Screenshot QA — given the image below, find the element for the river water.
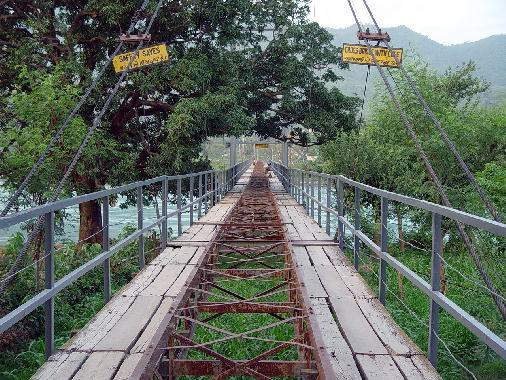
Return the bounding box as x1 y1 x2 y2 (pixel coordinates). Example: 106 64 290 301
0 189 192 246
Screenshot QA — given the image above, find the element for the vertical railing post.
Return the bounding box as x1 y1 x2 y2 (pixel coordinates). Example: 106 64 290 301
210 172 215 207
326 177 331 235
44 211 55 359
189 175 194 227
317 175 322 226
204 172 209 214
354 188 361 270
137 186 145 269
216 171 220 202
177 177 182 236
198 174 203 218
337 179 344 251
379 197 389 305
102 197 111 303
429 212 442 367
310 173 315 218
288 168 292 196
220 171 224 199
161 177 168 247
300 172 305 206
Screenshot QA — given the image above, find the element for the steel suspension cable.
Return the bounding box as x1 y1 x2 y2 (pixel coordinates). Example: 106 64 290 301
0 0 165 295
0 0 151 218
346 0 506 319
360 0 502 223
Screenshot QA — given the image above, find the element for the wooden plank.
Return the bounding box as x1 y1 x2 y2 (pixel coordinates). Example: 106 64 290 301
294 206 329 240
131 298 175 353
392 355 441 380
122 264 163 297
189 246 207 265
165 265 195 297
300 266 327 298
191 224 217 241
327 295 387 355
357 297 423 355
292 246 311 267
286 206 314 240
178 224 204 241
67 295 136 351
33 351 88 380
314 265 355 300
113 353 145 379
149 247 177 265
280 207 300 240
94 296 161 351
333 264 376 299
159 246 198 265
306 245 332 266
356 354 404 380
140 264 186 297
322 245 348 266
73 351 125 380
310 298 362 379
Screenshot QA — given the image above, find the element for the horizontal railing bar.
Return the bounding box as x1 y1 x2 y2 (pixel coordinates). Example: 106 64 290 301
269 161 506 360
0 215 167 334
0 165 247 229
337 175 506 236
274 165 506 236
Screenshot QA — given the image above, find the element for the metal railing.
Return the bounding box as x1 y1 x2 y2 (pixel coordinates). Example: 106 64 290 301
0 160 251 358
269 161 506 367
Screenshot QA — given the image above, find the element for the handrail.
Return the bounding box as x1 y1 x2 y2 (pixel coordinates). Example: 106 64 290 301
0 168 234 229
268 160 506 367
0 160 252 358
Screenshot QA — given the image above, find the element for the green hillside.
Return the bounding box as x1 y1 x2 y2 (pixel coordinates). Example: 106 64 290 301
327 25 506 111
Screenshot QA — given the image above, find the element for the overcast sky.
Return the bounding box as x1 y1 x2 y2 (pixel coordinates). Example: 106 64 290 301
310 0 506 45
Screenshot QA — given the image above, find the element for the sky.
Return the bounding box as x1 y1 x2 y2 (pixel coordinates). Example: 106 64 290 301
310 0 506 45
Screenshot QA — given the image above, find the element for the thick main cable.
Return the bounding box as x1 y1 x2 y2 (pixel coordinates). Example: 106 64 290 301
360 0 502 222
346 0 506 319
0 0 165 295
0 0 151 217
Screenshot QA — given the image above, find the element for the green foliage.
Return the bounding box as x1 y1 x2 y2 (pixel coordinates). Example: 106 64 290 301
319 58 506 379
0 224 160 379
320 59 505 218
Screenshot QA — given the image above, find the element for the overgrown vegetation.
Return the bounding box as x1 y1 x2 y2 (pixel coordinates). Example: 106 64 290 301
317 59 505 379
0 225 160 379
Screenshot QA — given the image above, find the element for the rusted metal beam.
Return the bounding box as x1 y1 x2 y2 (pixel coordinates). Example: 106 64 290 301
197 301 297 314
132 161 332 379
171 359 313 376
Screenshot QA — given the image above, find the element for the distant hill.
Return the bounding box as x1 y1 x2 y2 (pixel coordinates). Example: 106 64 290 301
327 25 506 111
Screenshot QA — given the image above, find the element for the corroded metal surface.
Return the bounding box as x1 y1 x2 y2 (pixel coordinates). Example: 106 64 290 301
135 162 332 379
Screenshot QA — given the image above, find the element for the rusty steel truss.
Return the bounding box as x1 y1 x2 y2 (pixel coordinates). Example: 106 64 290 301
134 162 333 379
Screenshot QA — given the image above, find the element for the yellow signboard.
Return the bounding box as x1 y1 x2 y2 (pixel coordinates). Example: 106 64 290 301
255 143 269 149
112 44 169 73
342 43 403 68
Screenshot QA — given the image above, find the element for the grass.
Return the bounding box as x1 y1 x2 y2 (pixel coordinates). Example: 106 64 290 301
2 225 504 379
0 227 159 380
343 241 506 380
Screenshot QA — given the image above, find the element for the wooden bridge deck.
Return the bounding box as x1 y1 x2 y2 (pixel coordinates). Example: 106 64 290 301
33 165 439 379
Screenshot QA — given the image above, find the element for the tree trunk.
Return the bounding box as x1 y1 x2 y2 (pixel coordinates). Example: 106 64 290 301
78 200 102 247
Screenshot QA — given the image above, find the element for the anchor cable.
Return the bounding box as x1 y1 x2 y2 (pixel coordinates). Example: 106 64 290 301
346 0 506 319
0 0 166 295
360 0 502 223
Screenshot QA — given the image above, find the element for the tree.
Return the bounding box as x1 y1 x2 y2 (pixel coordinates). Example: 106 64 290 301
319 58 505 314
0 0 358 244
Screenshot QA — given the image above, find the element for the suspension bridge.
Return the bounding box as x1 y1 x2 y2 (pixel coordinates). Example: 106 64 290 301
0 0 505 379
